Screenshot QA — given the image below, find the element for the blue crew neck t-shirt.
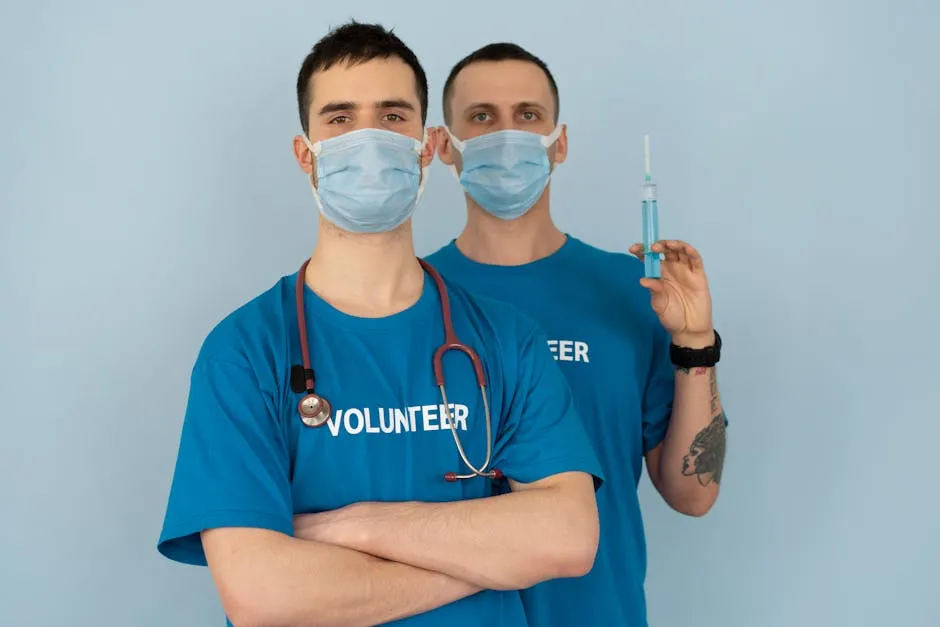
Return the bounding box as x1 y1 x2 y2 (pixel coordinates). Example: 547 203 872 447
157 267 603 627
426 236 675 627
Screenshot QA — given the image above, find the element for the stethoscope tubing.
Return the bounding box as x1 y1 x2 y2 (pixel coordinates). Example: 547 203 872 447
295 258 502 482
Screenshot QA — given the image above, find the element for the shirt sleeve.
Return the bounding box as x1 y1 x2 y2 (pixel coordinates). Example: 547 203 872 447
642 322 676 454
157 354 293 567
492 325 604 489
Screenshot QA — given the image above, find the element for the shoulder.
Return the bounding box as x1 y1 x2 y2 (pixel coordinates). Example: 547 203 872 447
423 241 460 274
563 236 655 312
195 275 293 370
566 236 645 280
424 241 454 264
442 279 543 353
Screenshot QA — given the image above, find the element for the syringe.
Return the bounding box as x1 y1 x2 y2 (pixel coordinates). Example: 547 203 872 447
641 134 661 279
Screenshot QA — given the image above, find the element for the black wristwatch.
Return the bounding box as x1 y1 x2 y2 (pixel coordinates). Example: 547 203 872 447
670 330 721 368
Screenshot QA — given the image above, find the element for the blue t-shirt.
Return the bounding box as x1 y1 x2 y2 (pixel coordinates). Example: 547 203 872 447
426 235 674 627
157 267 603 627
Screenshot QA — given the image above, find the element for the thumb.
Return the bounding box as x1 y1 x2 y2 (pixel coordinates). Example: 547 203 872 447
640 278 669 314
639 278 666 293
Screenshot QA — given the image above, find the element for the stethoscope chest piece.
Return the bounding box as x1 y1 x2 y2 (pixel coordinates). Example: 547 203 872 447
298 393 331 428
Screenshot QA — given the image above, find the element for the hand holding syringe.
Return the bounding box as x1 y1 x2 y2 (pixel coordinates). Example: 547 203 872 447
641 134 662 279
629 137 717 351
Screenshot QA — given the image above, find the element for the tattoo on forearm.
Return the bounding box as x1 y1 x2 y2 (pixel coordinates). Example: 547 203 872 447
680 367 727 486
676 366 709 376
682 412 726 485
708 367 719 415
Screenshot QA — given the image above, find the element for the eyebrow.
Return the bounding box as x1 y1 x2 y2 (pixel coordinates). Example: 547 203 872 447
463 101 548 113
515 101 548 111
318 99 416 116
318 101 356 116
378 99 415 112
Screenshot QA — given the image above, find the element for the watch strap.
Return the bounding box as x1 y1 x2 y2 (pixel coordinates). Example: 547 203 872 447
670 330 721 368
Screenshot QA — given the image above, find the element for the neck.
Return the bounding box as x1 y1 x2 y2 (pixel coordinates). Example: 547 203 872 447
305 217 424 318
456 192 566 266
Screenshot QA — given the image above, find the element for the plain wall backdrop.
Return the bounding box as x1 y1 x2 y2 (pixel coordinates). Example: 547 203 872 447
1 0 937 625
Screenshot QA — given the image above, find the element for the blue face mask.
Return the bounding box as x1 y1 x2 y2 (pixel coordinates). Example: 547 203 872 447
303 128 429 234
445 126 562 220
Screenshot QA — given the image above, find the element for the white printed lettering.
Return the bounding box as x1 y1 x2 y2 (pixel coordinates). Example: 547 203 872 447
546 339 590 363
439 404 451 429
328 412 342 437
345 408 364 434
437 404 469 432
453 404 468 431
379 408 395 434
320 404 472 437
364 408 380 434
395 408 410 433
422 404 438 431
575 341 589 363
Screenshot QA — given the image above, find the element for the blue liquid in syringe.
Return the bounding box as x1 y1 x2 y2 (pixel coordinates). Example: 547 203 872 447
642 180 661 278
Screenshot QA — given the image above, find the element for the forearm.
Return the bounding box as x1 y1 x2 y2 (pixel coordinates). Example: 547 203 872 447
657 363 727 513
203 528 480 627
300 475 599 591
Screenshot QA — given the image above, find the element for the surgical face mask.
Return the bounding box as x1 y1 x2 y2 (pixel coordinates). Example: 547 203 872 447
302 128 429 234
445 126 562 220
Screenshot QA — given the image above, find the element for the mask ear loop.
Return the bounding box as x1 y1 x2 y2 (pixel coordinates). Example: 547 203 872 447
416 129 431 203
301 134 325 210
540 125 563 147
542 125 564 175
444 127 467 153
443 127 465 181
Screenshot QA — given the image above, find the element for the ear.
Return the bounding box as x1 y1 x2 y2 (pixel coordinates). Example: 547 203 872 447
293 134 315 175
437 125 457 166
419 127 438 168
551 124 568 167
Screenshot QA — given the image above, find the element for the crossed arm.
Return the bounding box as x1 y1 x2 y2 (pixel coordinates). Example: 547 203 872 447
202 471 598 627
293 470 599 590
202 527 479 627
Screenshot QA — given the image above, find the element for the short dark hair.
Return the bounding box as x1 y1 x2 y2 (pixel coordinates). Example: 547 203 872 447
296 21 429 133
441 43 559 125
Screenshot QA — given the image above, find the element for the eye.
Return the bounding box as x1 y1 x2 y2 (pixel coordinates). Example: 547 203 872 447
328 115 350 125
520 110 539 121
383 113 405 122
471 112 491 123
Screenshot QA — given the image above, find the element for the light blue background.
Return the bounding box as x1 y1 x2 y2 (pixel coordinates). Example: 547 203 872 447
1 1 937 625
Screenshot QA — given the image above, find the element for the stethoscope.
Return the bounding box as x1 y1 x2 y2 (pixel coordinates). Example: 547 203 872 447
294 258 503 482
